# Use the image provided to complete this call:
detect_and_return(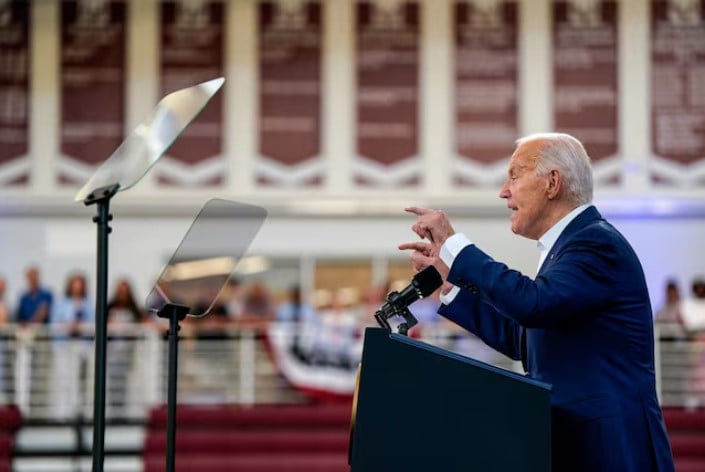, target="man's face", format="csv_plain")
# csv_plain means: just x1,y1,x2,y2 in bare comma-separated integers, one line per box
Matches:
499,140,552,240
26,268,39,290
